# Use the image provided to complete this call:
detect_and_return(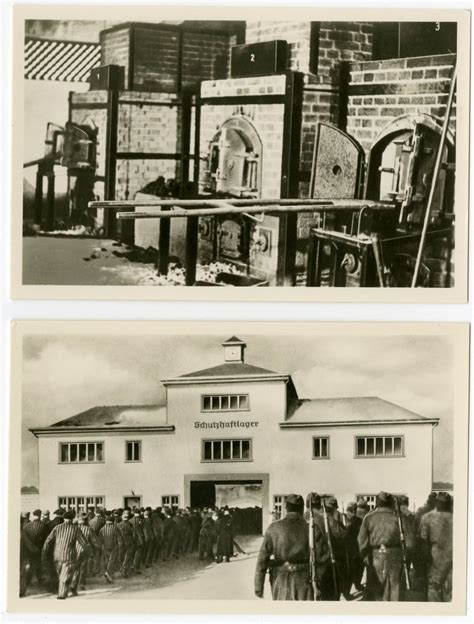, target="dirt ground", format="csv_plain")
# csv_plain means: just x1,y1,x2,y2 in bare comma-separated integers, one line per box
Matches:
25,536,270,601
24,535,364,601
22,236,247,286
